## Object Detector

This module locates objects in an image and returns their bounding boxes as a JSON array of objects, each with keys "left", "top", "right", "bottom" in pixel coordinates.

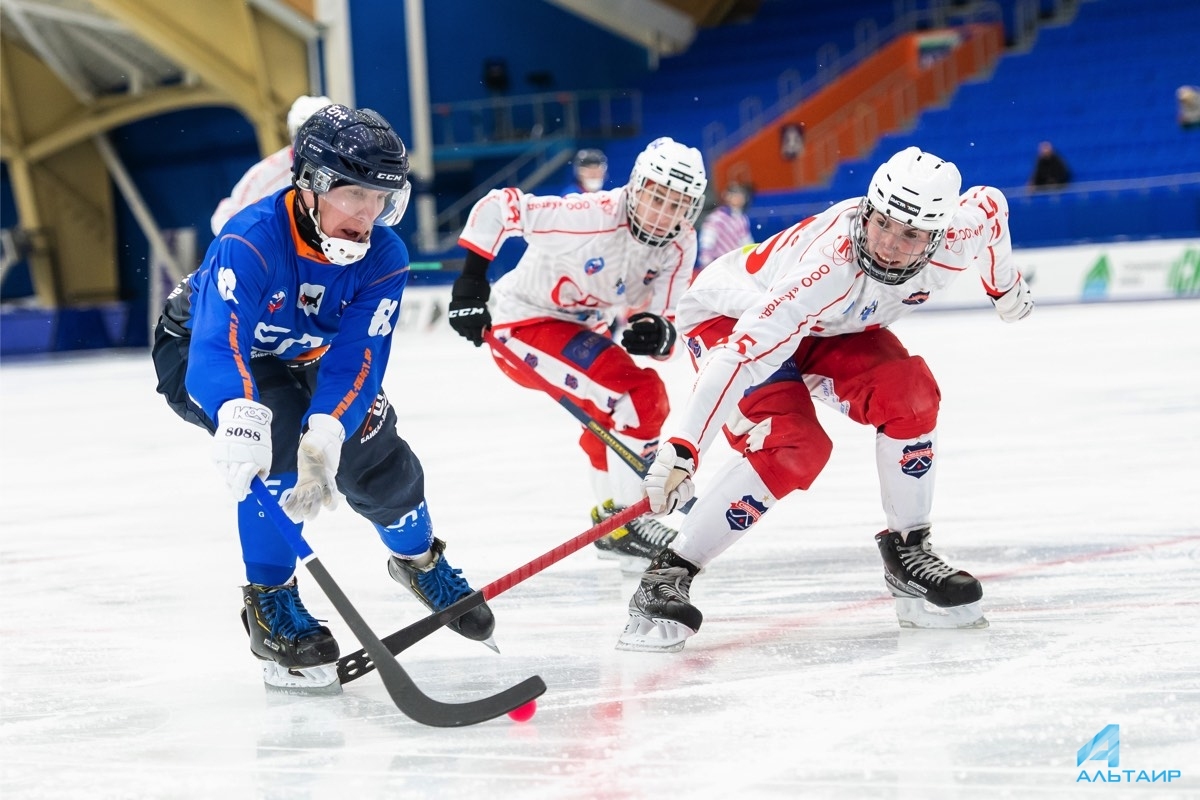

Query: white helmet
[
  {"left": 287, "top": 94, "right": 334, "bottom": 140},
  {"left": 626, "top": 137, "right": 707, "bottom": 247},
  {"left": 852, "top": 147, "right": 961, "bottom": 285}
]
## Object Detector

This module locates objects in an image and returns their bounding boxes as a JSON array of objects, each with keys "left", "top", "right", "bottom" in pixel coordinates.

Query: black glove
[
  {"left": 448, "top": 275, "right": 491, "bottom": 346},
  {"left": 621, "top": 312, "right": 676, "bottom": 358}
]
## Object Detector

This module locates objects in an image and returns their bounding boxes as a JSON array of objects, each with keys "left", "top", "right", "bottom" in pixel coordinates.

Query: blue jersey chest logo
[
  {"left": 298, "top": 283, "right": 326, "bottom": 316},
  {"left": 584, "top": 257, "right": 605, "bottom": 275}
]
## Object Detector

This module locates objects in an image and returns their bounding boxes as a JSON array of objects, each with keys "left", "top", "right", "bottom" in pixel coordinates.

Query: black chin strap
[{"left": 292, "top": 191, "right": 324, "bottom": 253}]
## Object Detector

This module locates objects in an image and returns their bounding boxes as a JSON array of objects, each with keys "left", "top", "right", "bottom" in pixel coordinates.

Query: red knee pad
[
  {"left": 732, "top": 423, "right": 833, "bottom": 498},
  {"left": 723, "top": 383, "right": 833, "bottom": 497},
  {"left": 611, "top": 365, "right": 670, "bottom": 441},
  {"left": 853, "top": 356, "right": 941, "bottom": 439},
  {"left": 579, "top": 430, "right": 608, "bottom": 471}
]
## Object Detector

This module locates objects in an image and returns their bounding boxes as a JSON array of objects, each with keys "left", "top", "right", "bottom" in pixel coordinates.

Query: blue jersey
[{"left": 179, "top": 188, "right": 409, "bottom": 434}]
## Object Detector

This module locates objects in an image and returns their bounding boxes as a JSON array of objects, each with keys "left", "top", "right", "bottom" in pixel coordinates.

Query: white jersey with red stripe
[
  {"left": 457, "top": 187, "right": 696, "bottom": 332},
  {"left": 210, "top": 146, "right": 295, "bottom": 236},
  {"left": 671, "top": 185, "right": 1021, "bottom": 458}
]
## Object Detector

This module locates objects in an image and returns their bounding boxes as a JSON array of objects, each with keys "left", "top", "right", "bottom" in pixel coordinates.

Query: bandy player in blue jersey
[{"left": 152, "top": 105, "right": 494, "bottom": 692}]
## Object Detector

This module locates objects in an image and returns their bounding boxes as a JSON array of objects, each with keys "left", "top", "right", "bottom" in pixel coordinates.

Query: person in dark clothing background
[{"left": 1028, "top": 141, "right": 1072, "bottom": 189}]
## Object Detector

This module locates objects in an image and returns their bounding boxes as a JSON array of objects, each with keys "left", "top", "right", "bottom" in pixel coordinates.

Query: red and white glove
[
  {"left": 991, "top": 278, "right": 1034, "bottom": 322},
  {"left": 643, "top": 441, "right": 697, "bottom": 515},
  {"left": 282, "top": 414, "right": 345, "bottom": 522},
  {"left": 212, "top": 399, "right": 273, "bottom": 501}
]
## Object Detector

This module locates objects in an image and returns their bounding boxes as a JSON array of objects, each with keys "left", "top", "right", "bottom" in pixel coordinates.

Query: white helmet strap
[{"left": 304, "top": 202, "right": 371, "bottom": 266}]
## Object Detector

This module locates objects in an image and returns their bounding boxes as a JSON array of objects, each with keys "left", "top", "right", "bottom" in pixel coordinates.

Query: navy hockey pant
[{"left": 153, "top": 321, "right": 433, "bottom": 584}]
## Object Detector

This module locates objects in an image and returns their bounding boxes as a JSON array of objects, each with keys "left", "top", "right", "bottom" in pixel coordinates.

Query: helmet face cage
[
  {"left": 626, "top": 137, "right": 707, "bottom": 247},
  {"left": 851, "top": 198, "right": 946, "bottom": 285},
  {"left": 293, "top": 105, "right": 411, "bottom": 227},
  {"left": 852, "top": 147, "right": 961, "bottom": 285}
]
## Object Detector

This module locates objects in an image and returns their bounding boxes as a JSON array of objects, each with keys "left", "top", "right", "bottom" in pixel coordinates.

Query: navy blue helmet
[{"left": 292, "top": 104, "right": 410, "bottom": 226}]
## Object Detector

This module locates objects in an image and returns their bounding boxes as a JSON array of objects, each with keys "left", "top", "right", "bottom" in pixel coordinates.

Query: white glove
[
  {"left": 643, "top": 441, "right": 697, "bottom": 516},
  {"left": 992, "top": 278, "right": 1034, "bottom": 322},
  {"left": 212, "top": 398, "right": 273, "bottom": 501},
  {"left": 282, "top": 414, "right": 345, "bottom": 523}
]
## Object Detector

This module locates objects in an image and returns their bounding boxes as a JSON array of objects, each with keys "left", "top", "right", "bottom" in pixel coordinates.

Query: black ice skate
[
  {"left": 591, "top": 499, "right": 678, "bottom": 574},
  {"left": 875, "top": 527, "right": 988, "bottom": 629},
  {"left": 241, "top": 578, "right": 341, "bottom": 692},
  {"left": 388, "top": 537, "right": 498, "bottom": 651},
  {"left": 616, "top": 549, "right": 703, "bottom": 652}
]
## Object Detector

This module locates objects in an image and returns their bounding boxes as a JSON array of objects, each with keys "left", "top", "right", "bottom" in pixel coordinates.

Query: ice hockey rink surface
[{"left": 2, "top": 298, "right": 1197, "bottom": 799}]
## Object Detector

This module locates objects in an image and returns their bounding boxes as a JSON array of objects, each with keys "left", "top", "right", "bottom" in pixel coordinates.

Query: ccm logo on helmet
[{"left": 375, "top": 172, "right": 405, "bottom": 181}]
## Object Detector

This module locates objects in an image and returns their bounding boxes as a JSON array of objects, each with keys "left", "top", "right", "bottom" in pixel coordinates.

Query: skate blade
[
  {"left": 595, "top": 548, "right": 653, "bottom": 575},
  {"left": 480, "top": 636, "right": 500, "bottom": 654},
  {"left": 261, "top": 662, "right": 342, "bottom": 694},
  {"left": 615, "top": 614, "right": 695, "bottom": 653},
  {"left": 894, "top": 597, "right": 989, "bottom": 629},
  {"left": 617, "top": 555, "right": 652, "bottom": 576}
]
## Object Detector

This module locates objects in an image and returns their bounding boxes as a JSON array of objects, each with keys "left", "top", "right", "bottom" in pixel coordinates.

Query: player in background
[
  {"left": 618, "top": 147, "right": 1034, "bottom": 652},
  {"left": 152, "top": 105, "right": 495, "bottom": 692},
  {"left": 210, "top": 94, "right": 333, "bottom": 236},
  {"left": 448, "top": 137, "right": 707, "bottom": 571},
  {"left": 696, "top": 182, "right": 754, "bottom": 272},
  {"left": 558, "top": 148, "right": 609, "bottom": 195}
]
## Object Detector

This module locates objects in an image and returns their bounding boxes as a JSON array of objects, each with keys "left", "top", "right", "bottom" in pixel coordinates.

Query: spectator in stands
[
  {"left": 1028, "top": 141, "right": 1072, "bottom": 191},
  {"left": 697, "top": 183, "right": 754, "bottom": 272},
  {"left": 560, "top": 148, "right": 609, "bottom": 195},
  {"left": 210, "top": 95, "right": 334, "bottom": 235},
  {"left": 1177, "top": 85, "right": 1200, "bottom": 130}
]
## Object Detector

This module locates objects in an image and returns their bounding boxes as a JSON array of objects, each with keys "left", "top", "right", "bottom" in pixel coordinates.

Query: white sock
[
  {"left": 673, "top": 458, "right": 778, "bottom": 567},
  {"left": 876, "top": 429, "right": 937, "bottom": 533}
]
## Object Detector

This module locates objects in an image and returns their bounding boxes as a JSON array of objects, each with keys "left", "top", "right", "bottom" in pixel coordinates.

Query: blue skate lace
[
  {"left": 416, "top": 559, "right": 474, "bottom": 610},
  {"left": 260, "top": 584, "right": 322, "bottom": 641}
]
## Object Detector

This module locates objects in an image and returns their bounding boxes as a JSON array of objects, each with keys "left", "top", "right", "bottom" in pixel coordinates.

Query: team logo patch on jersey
[
  {"left": 615, "top": 278, "right": 626, "bottom": 296},
  {"left": 898, "top": 441, "right": 934, "bottom": 478},
  {"left": 267, "top": 290, "right": 286, "bottom": 313},
  {"left": 726, "top": 495, "right": 768, "bottom": 531},
  {"left": 550, "top": 276, "right": 603, "bottom": 310},
  {"left": 687, "top": 336, "right": 702, "bottom": 359},
  {"left": 564, "top": 373, "right": 579, "bottom": 390},
  {"left": 584, "top": 257, "right": 605, "bottom": 275},
  {"left": 642, "top": 268, "right": 660, "bottom": 285},
  {"left": 523, "top": 352, "right": 539, "bottom": 370},
  {"left": 298, "top": 283, "right": 325, "bottom": 316},
  {"left": 902, "top": 291, "right": 930, "bottom": 305},
  {"left": 217, "top": 267, "right": 239, "bottom": 304},
  {"left": 563, "top": 330, "right": 609, "bottom": 370},
  {"left": 823, "top": 235, "right": 854, "bottom": 265},
  {"left": 859, "top": 300, "right": 878, "bottom": 322}
]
